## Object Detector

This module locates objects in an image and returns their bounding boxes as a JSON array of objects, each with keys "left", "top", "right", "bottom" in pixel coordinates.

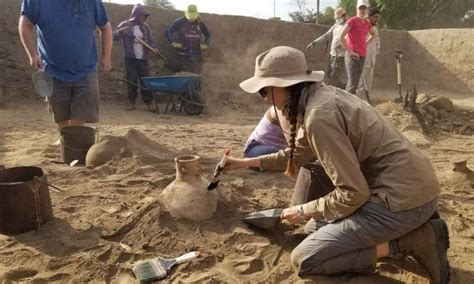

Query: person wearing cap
[
  {"left": 358, "top": 7, "right": 381, "bottom": 94},
  {"left": 306, "top": 7, "right": 347, "bottom": 89},
  {"left": 223, "top": 46, "right": 449, "bottom": 282},
  {"left": 166, "top": 4, "right": 212, "bottom": 74},
  {"left": 339, "top": 0, "right": 374, "bottom": 95},
  {"left": 19, "top": 0, "right": 112, "bottom": 130},
  {"left": 114, "top": 4, "right": 158, "bottom": 111}
]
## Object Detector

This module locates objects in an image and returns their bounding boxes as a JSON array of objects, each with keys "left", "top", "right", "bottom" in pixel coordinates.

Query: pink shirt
[{"left": 346, "top": 16, "right": 371, "bottom": 57}]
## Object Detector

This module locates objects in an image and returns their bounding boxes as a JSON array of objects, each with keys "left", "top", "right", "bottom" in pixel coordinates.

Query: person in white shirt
[
  {"left": 307, "top": 8, "right": 347, "bottom": 89},
  {"left": 359, "top": 7, "right": 381, "bottom": 93}
]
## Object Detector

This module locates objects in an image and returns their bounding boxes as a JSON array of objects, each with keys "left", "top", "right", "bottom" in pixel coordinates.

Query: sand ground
[{"left": 0, "top": 93, "right": 473, "bottom": 283}]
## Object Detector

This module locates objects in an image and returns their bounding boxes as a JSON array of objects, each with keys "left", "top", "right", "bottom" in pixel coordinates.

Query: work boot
[
  {"left": 126, "top": 101, "right": 136, "bottom": 111},
  {"left": 398, "top": 219, "right": 450, "bottom": 283}
]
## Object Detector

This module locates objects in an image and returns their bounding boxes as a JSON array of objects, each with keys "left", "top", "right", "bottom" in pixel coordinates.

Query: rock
[
  {"left": 85, "top": 137, "right": 130, "bottom": 168},
  {"left": 459, "top": 125, "right": 471, "bottom": 135},
  {"left": 439, "top": 109, "right": 449, "bottom": 119},
  {"left": 439, "top": 124, "right": 450, "bottom": 132},
  {"left": 469, "top": 119, "right": 474, "bottom": 130},
  {"left": 426, "top": 105, "right": 439, "bottom": 118},
  {"left": 416, "top": 93, "right": 432, "bottom": 104},
  {"left": 428, "top": 96, "right": 454, "bottom": 111},
  {"left": 425, "top": 113, "right": 434, "bottom": 123}
]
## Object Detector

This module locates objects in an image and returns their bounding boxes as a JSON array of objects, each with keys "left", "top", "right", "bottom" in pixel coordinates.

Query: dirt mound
[
  {"left": 376, "top": 95, "right": 474, "bottom": 137},
  {"left": 417, "top": 93, "right": 474, "bottom": 135},
  {"left": 86, "top": 129, "right": 180, "bottom": 168}
]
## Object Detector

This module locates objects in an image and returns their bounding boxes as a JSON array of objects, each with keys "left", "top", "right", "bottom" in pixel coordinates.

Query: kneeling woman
[{"left": 225, "top": 46, "right": 449, "bottom": 283}]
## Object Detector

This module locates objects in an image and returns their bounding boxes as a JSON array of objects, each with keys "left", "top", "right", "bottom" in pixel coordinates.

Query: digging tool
[
  {"left": 32, "top": 70, "right": 53, "bottom": 103},
  {"left": 135, "top": 36, "right": 182, "bottom": 72},
  {"left": 242, "top": 208, "right": 284, "bottom": 229},
  {"left": 132, "top": 251, "right": 199, "bottom": 282},
  {"left": 394, "top": 50, "right": 404, "bottom": 102},
  {"left": 207, "top": 148, "right": 230, "bottom": 190}
]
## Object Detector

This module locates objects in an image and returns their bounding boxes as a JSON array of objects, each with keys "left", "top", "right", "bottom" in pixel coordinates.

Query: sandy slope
[{"left": 0, "top": 98, "right": 473, "bottom": 283}]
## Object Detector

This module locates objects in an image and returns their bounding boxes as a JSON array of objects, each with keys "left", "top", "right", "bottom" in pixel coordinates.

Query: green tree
[
  {"left": 289, "top": 0, "right": 336, "bottom": 25},
  {"left": 338, "top": 0, "right": 474, "bottom": 30},
  {"left": 143, "top": 0, "right": 175, "bottom": 10}
]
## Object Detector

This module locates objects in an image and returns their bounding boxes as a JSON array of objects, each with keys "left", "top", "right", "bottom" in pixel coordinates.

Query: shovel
[
  {"left": 135, "top": 36, "right": 183, "bottom": 72},
  {"left": 242, "top": 208, "right": 283, "bottom": 229},
  {"left": 207, "top": 148, "right": 230, "bottom": 190}
]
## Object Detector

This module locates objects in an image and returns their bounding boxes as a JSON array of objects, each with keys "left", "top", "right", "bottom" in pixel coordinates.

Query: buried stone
[{"left": 160, "top": 155, "right": 217, "bottom": 222}]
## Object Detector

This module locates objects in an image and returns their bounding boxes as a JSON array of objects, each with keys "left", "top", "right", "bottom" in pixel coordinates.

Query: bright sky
[{"left": 108, "top": 0, "right": 340, "bottom": 21}]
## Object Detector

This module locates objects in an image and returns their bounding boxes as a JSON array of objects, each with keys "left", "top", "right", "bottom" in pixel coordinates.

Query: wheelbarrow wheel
[{"left": 182, "top": 91, "right": 205, "bottom": 115}]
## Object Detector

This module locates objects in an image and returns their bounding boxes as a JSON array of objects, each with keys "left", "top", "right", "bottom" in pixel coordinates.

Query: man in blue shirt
[{"left": 19, "top": 0, "right": 113, "bottom": 130}]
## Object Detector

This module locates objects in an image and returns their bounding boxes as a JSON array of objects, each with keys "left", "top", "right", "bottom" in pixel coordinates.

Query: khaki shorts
[{"left": 49, "top": 71, "right": 99, "bottom": 123}]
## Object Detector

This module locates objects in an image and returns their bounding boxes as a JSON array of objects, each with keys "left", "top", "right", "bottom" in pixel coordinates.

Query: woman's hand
[
  {"left": 281, "top": 205, "right": 308, "bottom": 225},
  {"left": 223, "top": 156, "right": 248, "bottom": 171}
]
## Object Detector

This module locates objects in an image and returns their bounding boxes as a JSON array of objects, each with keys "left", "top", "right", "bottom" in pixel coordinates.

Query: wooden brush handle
[{"left": 175, "top": 251, "right": 199, "bottom": 264}]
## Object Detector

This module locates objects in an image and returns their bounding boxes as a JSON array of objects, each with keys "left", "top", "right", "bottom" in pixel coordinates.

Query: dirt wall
[
  {"left": 404, "top": 29, "right": 474, "bottom": 93},
  {"left": 0, "top": 0, "right": 472, "bottom": 113}
]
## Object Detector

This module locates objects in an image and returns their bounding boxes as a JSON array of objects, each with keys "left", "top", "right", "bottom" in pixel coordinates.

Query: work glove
[
  {"left": 200, "top": 43, "right": 208, "bottom": 50},
  {"left": 306, "top": 42, "right": 315, "bottom": 51},
  {"left": 171, "top": 42, "right": 183, "bottom": 48}
]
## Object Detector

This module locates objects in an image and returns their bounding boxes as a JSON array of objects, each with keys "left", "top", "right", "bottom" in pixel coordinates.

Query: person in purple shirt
[
  {"left": 244, "top": 107, "right": 289, "bottom": 158},
  {"left": 114, "top": 4, "right": 158, "bottom": 111},
  {"left": 166, "top": 4, "right": 212, "bottom": 74},
  {"left": 19, "top": 0, "right": 112, "bottom": 131}
]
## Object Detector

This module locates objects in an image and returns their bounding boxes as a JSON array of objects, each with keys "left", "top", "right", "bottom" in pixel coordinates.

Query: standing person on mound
[
  {"left": 165, "top": 4, "right": 212, "bottom": 74},
  {"left": 19, "top": 0, "right": 112, "bottom": 134},
  {"left": 223, "top": 46, "right": 449, "bottom": 283},
  {"left": 306, "top": 7, "right": 347, "bottom": 89},
  {"left": 114, "top": 4, "right": 158, "bottom": 112},
  {"left": 339, "top": 0, "right": 374, "bottom": 95}
]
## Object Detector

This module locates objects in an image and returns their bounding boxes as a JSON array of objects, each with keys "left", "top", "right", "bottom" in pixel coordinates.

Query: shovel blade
[{"left": 242, "top": 208, "right": 283, "bottom": 229}]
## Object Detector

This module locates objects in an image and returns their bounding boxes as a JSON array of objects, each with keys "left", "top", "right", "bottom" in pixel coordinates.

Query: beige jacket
[{"left": 260, "top": 85, "right": 440, "bottom": 221}]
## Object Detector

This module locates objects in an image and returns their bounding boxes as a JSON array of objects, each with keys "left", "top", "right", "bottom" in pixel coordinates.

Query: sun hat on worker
[
  {"left": 357, "top": 0, "right": 370, "bottom": 8},
  {"left": 185, "top": 4, "right": 199, "bottom": 21},
  {"left": 239, "top": 46, "right": 324, "bottom": 94},
  {"left": 334, "top": 7, "right": 346, "bottom": 19}
]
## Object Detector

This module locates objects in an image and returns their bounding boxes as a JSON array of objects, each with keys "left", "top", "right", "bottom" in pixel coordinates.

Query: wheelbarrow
[{"left": 141, "top": 75, "right": 207, "bottom": 116}]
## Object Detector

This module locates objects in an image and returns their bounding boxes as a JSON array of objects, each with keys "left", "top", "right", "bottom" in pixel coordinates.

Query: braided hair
[{"left": 282, "top": 81, "right": 312, "bottom": 178}]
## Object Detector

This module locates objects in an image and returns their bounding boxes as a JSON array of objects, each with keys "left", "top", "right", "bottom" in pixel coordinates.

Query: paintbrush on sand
[
  {"left": 132, "top": 251, "right": 199, "bottom": 282},
  {"left": 207, "top": 148, "right": 230, "bottom": 190}
]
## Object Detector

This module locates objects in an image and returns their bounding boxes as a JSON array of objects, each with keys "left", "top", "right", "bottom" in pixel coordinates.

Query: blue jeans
[{"left": 244, "top": 139, "right": 282, "bottom": 158}]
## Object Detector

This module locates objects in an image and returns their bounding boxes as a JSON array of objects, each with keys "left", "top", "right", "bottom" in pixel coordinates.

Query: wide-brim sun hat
[
  {"left": 239, "top": 46, "right": 324, "bottom": 94},
  {"left": 185, "top": 4, "right": 199, "bottom": 20}
]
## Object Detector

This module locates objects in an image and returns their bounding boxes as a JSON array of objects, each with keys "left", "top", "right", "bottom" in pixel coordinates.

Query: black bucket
[
  {"left": 0, "top": 166, "right": 54, "bottom": 234},
  {"left": 60, "top": 126, "right": 96, "bottom": 165}
]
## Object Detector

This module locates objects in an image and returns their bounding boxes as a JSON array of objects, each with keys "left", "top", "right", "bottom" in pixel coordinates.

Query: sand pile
[{"left": 86, "top": 129, "right": 180, "bottom": 168}]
